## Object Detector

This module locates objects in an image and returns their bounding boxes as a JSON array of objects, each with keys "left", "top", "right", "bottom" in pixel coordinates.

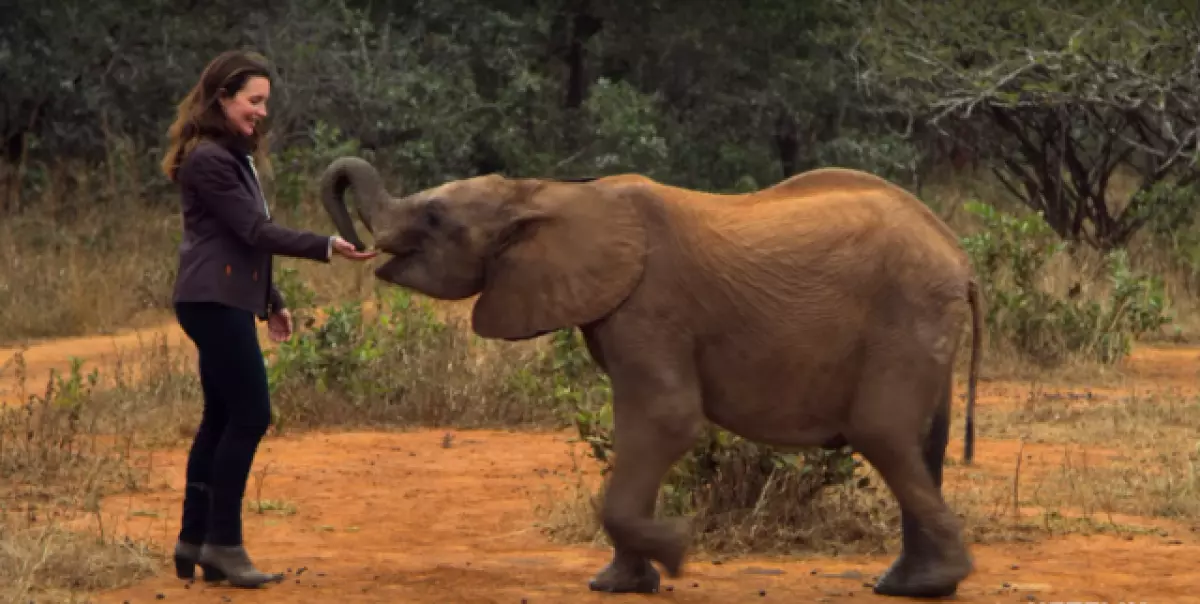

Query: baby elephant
[{"left": 318, "top": 157, "right": 983, "bottom": 599}]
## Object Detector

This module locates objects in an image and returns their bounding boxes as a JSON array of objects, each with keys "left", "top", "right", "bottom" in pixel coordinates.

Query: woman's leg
[
  {"left": 200, "top": 306, "right": 272, "bottom": 547},
  {"left": 176, "top": 345, "right": 230, "bottom": 546},
  {"left": 173, "top": 301, "right": 280, "bottom": 587}
]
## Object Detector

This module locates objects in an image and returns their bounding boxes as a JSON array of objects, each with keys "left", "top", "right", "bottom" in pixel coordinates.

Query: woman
[{"left": 160, "top": 49, "right": 377, "bottom": 587}]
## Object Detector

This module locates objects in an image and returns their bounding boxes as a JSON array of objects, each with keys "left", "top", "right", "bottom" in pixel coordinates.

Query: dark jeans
[{"left": 174, "top": 301, "right": 272, "bottom": 547}]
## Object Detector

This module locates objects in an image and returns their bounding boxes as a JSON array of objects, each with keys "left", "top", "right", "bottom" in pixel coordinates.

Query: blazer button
[
  {"left": 225, "top": 264, "right": 231, "bottom": 276},
  {"left": 253, "top": 271, "right": 258, "bottom": 281}
]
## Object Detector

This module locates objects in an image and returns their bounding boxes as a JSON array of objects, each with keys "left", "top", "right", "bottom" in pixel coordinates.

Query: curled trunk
[{"left": 318, "top": 157, "right": 396, "bottom": 251}]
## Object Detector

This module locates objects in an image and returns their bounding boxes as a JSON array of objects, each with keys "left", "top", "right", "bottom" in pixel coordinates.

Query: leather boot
[
  {"left": 173, "top": 541, "right": 201, "bottom": 580},
  {"left": 174, "top": 540, "right": 227, "bottom": 581},
  {"left": 197, "top": 544, "right": 284, "bottom": 588}
]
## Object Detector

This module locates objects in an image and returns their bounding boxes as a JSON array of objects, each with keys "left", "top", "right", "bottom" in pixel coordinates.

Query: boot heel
[
  {"left": 173, "top": 554, "right": 196, "bottom": 580},
  {"left": 199, "top": 562, "right": 228, "bottom": 583}
]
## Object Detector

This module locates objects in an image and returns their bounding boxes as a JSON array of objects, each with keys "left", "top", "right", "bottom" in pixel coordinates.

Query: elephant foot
[
  {"left": 652, "top": 517, "right": 690, "bottom": 578},
  {"left": 872, "top": 549, "right": 971, "bottom": 599},
  {"left": 587, "top": 558, "right": 661, "bottom": 594}
]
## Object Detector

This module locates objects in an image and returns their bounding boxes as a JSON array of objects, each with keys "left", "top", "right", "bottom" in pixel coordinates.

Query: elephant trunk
[{"left": 317, "top": 156, "right": 397, "bottom": 251}]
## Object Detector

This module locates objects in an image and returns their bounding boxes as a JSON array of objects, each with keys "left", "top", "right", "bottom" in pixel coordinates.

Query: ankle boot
[
  {"left": 197, "top": 544, "right": 284, "bottom": 588},
  {"left": 173, "top": 541, "right": 227, "bottom": 582},
  {"left": 173, "top": 541, "right": 201, "bottom": 579}
]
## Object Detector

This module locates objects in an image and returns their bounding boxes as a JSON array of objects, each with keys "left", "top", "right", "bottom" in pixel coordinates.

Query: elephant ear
[{"left": 472, "top": 181, "right": 648, "bottom": 340}]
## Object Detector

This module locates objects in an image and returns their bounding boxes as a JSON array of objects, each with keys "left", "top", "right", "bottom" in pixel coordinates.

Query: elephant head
[{"left": 318, "top": 157, "right": 648, "bottom": 340}]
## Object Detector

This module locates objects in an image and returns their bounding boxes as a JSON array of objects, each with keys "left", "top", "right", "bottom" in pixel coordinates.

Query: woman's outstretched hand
[
  {"left": 267, "top": 308, "right": 294, "bottom": 342},
  {"left": 331, "top": 235, "right": 379, "bottom": 261}
]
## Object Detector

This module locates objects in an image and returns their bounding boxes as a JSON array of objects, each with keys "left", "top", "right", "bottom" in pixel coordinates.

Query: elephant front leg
[{"left": 588, "top": 364, "right": 702, "bottom": 594}]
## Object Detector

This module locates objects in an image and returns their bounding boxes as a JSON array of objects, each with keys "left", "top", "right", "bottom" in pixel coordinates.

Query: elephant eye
[{"left": 422, "top": 199, "right": 445, "bottom": 230}]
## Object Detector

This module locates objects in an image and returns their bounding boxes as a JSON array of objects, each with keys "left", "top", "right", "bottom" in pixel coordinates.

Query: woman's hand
[
  {"left": 268, "top": 309, "right": 294, "bottom": 342},
  {"left": 331, "top": 235, "right": 378, "bottom": 260}
]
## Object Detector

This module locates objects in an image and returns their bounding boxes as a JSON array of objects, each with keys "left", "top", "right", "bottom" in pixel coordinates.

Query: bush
[
  {"left": 264, "top": 285, "right": 565, "bottom": 431},
  {"left": 961, "top": 200, "right": 1173, "bottom": 366}
]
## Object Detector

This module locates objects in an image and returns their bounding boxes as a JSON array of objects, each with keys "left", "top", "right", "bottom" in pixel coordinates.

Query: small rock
[
  {"left": 692, "top": 582, "right": 700, "bottom": 588},
  {"left": 759, "top": 589, "right": 767, "bottom": 596},
  {"left": 664, "top": 585, "right": 674, "bottom": 592},
  {"left": 156, "top": 594, "right": 166, "bottom": 600},
  {"left": 317, "top": 572, "right": 327, "bottom": 577},
  {"left": 1010, "top": 564, "right": 1020, "bottom": 570}
]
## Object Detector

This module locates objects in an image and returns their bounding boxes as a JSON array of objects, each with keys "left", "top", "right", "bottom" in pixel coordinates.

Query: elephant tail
[{"left": 963, "top": 277, "right": 984, "bottom": 464}]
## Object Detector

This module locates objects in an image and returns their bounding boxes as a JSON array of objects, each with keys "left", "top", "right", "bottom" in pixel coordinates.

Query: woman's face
[{"left": 219, "top": 75, "right": 270, "bottom": 137}]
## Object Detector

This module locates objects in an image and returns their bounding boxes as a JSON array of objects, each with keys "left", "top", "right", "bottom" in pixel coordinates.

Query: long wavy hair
[{"left": 161, "top": 50, "right": 274, "bottom": 183}]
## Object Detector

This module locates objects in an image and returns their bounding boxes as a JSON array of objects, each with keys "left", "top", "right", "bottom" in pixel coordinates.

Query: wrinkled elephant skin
[{"left": 317, "top": 158, "right": 984, "bottom": 599}]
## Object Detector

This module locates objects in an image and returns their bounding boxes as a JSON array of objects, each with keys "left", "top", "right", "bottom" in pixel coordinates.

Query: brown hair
[{"left": 161, "top": 49, "right": 274, "bottom": 182}]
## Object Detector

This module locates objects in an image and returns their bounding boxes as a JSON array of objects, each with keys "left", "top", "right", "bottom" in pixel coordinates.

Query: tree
[{"left": 852, "top": 0, "right": 1200, "bottom": 250}]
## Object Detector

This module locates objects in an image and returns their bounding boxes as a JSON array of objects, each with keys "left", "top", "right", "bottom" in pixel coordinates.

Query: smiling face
[{"left": 218, "top": 75, "right": 270, "bottom": 137}]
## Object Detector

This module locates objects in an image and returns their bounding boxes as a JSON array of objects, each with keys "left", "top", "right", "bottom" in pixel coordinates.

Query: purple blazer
[{"left": 172, "top": 138, "right": 332, "bottom": 320}]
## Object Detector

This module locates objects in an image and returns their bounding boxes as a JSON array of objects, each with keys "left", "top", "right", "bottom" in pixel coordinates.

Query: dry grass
[
  {"left": 537, "top": 386, "right": 1200, "bottom": 562},
  {"left": 0, "top": 338, "right": 194, "bottom": 603},
  {"left": 0, "top": 523, "right": 160, "bottom": 604},
  {"left": 264, "top": 287, "right": 564, "bottom": 432},
  {"left": 3, "top": 157, "right": 1200, "bottom": 601},
  {"left": 0, "top": 164, "right": 378, "bottom": 347},
  {"left": 0, "top": 281, "right": 568, "bottom": 602}
]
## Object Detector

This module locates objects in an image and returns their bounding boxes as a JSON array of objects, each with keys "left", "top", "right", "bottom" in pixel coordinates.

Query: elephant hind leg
[
  {"left": 888, "top": 374, "right": 956, "bottom": 594},
  {"left": 847, "top": 365, "right": 971, "bottom": 598},
  {"left": 589, "top": 363, "right": 702, "bottom": 593}
]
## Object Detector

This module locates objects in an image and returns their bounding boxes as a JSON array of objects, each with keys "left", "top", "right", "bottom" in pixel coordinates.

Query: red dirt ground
[
  {"left": 83, "top": 429, "right": 1197, "bottom": 604},
  {"left": 5, "top": 320, "right": 1199, "bottom": 603}
]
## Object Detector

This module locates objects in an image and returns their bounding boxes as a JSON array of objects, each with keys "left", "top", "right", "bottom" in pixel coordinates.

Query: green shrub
[
  {"left": 961, "top": 200, "right": 1172, "bottom": 366},
  {"left": 264, "top": 287, "right": 563, "bottom": 431}
]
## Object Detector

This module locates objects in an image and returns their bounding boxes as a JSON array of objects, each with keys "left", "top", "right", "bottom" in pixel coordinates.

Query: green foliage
[
  {"left": 854, "top": 0, "right": 1200, "bottom": 250},
  {"left": 814, "top": 130, "right": 925, "bottom": 189},
  {"left": 5, "top": 0, "right": 1200, "bottom": 561},
  {"left": 962, "top": 201, "right": 1173, "bottom": 365},
  {"left": 270, "top": 122, "right": 363, "bottom": 212},
  {"left": 261, "top": 286, "right": 565, "bottom": 431}
]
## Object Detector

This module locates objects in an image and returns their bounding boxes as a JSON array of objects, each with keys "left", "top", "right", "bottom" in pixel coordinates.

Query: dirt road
[
  {"left": 84, "top": 429, "right": 1197, "bottom": 604},
  {"left": 6, "top": 311, "right": 1199, "bottom": 602},
  {"left": 0, "top": 319, "right": 192, "bottom": 406}
]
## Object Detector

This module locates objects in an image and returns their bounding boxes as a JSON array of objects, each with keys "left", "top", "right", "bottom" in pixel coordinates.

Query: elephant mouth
[{"left": 382, "top": 246, "right": 420, "bottom": 263}]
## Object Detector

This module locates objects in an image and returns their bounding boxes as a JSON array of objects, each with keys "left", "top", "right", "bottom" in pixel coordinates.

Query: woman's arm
[{"left": 188, "top": 151, "right": 333, "bottom": 262}]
